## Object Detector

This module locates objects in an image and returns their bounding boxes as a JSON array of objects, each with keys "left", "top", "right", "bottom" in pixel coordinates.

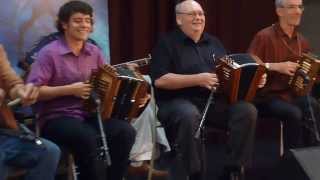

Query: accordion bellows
[
  {"left": 216, "top": 53, "right": 266, "bottom": 104},
  {"left": 84, "top": 64, "right": 149, "bottom": 121}
]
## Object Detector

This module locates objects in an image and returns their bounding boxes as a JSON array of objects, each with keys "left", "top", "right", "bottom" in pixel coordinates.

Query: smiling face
[
  {"left": 62, "top": 12, "right": 93, "bottom": 42},
  {"left": 176, "top": 0, "right": 205, "bottom": 39},
  {"left": 276, "top": 0, "right": 304, "bottom": 27}
]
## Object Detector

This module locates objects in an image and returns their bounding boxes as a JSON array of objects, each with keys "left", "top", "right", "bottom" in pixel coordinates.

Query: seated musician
[
  {"left": 0, "top": 44, "right": 60, "bottom": 180},
  {"left": 26, "top": 1, "right": 136, "bottom": 180},
  {"left": 248, "top": 0, "right": 320, "bottom": 149},
  {"left": 150, "top": 1, "right": 266, "bottom": 180},
  {"left": 123, "top": 66, "right": 170, "bottom": 178}
]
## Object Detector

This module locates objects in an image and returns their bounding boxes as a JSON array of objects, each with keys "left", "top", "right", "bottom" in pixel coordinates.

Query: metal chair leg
[{"left": 280, "top": 121, "right": 284, "bottom": 157}]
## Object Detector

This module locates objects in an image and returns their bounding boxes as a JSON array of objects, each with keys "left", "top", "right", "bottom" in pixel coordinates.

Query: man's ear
[
  {"left": 176, "top": 17, "right": 182, "bottom": 25},
  {"left": 62, "top": 22, "right": 68, "bottom": 31},
  {"left": 276, "top": 7, "right": 283, "bottom": 17}
]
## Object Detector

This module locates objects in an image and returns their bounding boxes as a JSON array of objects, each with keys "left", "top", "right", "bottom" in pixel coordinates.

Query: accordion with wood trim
[
  {"left": 216, "top": 53, "right": 266, "bottom": 104},
  {"left": 84, "top": 64, "right": 149, "bottom": 121},
  {"left": 289, "top": 53, "right": 320, "bottom": 96}
]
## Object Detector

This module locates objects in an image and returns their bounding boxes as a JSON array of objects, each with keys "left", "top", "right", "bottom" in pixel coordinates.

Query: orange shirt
[
  {"left": 0, "top": 45, "right": 23, "bottom": 92},
  {"left": 248, "top": 23, "right": 310, "bottom": 101},
  {"left": 0, "top": 44, "right": 23, "bottom": 129}
]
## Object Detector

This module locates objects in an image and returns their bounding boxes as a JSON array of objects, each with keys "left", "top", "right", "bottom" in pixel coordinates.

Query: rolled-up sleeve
[
  {"left": 247, "top": 33, "right": 267, "bottom": 61},
  {"left": 26, "top": 48, "right": 54, "bottom": 86},
  {"left": 150, "top": 37, "right": 173, "bottom": 83}
]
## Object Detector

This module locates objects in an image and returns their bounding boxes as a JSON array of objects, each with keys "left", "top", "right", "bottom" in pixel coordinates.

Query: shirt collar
[
  {"left": 175, "top": 28, "right": 210, "bottom": 44},
  {"left": 58, "top": 36, "right": 92, "bottom": 56},
  {"left": 273, "top": 22, "right": 299, "bottom": 39}
]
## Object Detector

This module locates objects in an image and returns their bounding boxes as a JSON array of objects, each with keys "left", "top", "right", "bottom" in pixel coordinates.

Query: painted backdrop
[{"left": 0, "top": 0, "right": 110, "bottom": 73}]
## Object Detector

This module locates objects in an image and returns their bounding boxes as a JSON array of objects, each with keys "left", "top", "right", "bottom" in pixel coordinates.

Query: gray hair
[{"left": 275, "top": 0, "right": 286, "bottom": 7}]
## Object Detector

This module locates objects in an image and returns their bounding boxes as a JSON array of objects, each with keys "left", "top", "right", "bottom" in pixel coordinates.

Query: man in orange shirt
[{"left": 0, "top": 44, "right": 60, "bottom": 180}]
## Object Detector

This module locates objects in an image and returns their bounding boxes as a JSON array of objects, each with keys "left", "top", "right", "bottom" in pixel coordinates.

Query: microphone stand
[
  {"left": 299, "top": 71, "right": 320, "bottom": 144},
  {"left": 305, "top": 92, "right": 320, "bottom": 143},
  {"left": 194, "top": 88, "right": 216, "bottom": 139},
  {"left": 194, "top": 87, "right": 216, "bottom": 180},
  {"left": 93, "top": 96, "right": 112, "bottom": 166}
]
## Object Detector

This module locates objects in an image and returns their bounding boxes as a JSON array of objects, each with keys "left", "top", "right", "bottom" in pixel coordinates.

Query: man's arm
[
  {"left": 0, "top": 88, "right": 5, "bottom": 106},
  {"left": 9, "top": 83, "right": 39, "bottom": 106},
  {"left": 26, "top": 46, "right": 93, "bottom": 101},
  {"left": 155, "top": 72, "right": 219, "bottom": 90},
  {"left": 151, "top": 36, "right": 219, "bottom": 91},
  {"left": 37, "top": 82, "right": 92, "bottom": 101},
  {"left": 248, "top": 33, "right": 299, "bottom": 76},
  {"left": 0, "top": 45, "right": 39, "bottom": 106},
  {"left": 264, "top": 61, "right": 299, "bottom": 76},
  {"left": 0, "top": 45, "right": 24, "bottom": 93}
]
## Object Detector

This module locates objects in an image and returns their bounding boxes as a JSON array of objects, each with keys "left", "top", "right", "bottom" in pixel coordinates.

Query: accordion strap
[{"left": 279, "top": 31, "right": 302, "bottom": 57}]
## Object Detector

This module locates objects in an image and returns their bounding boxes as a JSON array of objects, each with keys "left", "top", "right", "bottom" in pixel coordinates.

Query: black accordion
[
  {"left": 84, "top": 64, "right": 149, "bottom": 121},
  {"left": 216, "top": 53, "right": 266, "bottom": 103}
]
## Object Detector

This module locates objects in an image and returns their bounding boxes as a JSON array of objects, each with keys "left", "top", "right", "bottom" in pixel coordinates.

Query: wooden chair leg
[{"left": 68, "top": 154, "right": 78, "bottom": 180}]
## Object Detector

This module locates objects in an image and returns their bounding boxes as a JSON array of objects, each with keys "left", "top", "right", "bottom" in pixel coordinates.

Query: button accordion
[
  {"left": 289, "top": 53, "right": 320, "bottom": 96},
  {"left": 216, "top": 53, "right": 266, "bottom": 104},
  {"left": 84, "top": 57, "right": 150, "bottom": 121}
]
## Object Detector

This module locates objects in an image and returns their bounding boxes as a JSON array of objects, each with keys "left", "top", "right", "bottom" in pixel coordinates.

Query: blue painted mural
[{"left": 0, "top": 0, "right": 110, "bottom": 73}]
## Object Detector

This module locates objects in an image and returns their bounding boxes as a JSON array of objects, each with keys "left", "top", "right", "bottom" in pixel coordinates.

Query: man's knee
[
  {"left": 40, "top": 139, "right": 61, "bottom": 163},
  {"left": 109, "top": 120, "right": 136, "bottom": 146},
  {"left": 159, "top": 99, "right": 200, "bottom": 127},
  {"left": 231, "top": 102, "right": 257, "bottom": 121},
  {"left": 291, "top": 109, "right": 303, "bottom": 122}
]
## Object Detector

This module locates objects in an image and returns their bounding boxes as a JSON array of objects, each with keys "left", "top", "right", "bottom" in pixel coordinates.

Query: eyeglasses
[
  {"left": 176, "top": 11, "right": 205, "bottom": 18},
  {"left": 281, "top": 5, "right": 305, "bottom": 11}
]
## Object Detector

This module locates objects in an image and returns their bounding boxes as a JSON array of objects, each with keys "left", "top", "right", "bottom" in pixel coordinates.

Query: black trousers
[
  {"left": 157, "top": 98, "right": 257, "bottom": 178},
  {"left": 255, "top": 96, "right": 320, "bottom": 149},
  {"left": 42, "top": 116, "right": 136, "bottom": 180}
]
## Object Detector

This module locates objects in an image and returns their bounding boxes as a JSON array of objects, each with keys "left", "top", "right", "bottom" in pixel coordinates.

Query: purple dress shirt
[{"left": 27, "top": 37, "right": 105, "bottom": 127}]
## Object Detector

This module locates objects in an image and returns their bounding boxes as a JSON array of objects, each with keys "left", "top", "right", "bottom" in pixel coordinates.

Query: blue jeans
[{"left": 0, "top": 135, "right": 60, "bottom": 180}]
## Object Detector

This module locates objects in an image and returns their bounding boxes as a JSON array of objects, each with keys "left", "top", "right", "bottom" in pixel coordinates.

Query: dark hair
[{"left": 56, "top": 1, "right": 93, "bottom": 33}]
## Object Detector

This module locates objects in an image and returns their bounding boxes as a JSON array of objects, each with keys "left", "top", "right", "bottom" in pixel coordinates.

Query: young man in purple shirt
[{"left": 27, "top": 1, "right": 136, "bottom": 180}]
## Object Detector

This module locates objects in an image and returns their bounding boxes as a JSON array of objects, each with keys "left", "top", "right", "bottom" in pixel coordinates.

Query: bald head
[
  {"left": 175, "top": 0, "right": 203, "bottom": 15},
  {"left": 175, "top": 0, "right": 205, "bottom": 42}
]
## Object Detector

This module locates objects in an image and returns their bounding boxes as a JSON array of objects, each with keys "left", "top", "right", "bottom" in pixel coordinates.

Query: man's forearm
[
  {"left": 38, "top": 85, "right": 75, "bottom": 101},
  {"left": 155, "top": 73, "right": 200, "bottom": 90}
]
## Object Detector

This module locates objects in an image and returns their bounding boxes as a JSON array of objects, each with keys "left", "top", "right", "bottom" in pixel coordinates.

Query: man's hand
[
  {"left": 271, "top": 61, "right": 299, "bottom": 76},
  {"left": 138, "top": 94, "right": 151, "bottom": 108},
  {"left": 258, "top": 73, "right": 267, "bottom": 88},
  {"left": 16, "top": 83, "right": 39, "bottom": 106},
  {"left": 197, "top": 73, "right": 219, "bottom": 90},
  {"left": 0, "top": 88, "right": 5, "bottom": 106},
  {"left": 126, "top": 63, "right": 139, "bottom": 71},
  {"left": 70, "top": 82, "right": 92, "bottom": 99}
]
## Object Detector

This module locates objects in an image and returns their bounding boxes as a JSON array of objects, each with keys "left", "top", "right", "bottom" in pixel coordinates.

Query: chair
[
  {"left": 255, "top": 118, "right": 284, "bottom": 157},
  {"left": 34, "top": 117, "right": 78, "bottom": 180}
]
